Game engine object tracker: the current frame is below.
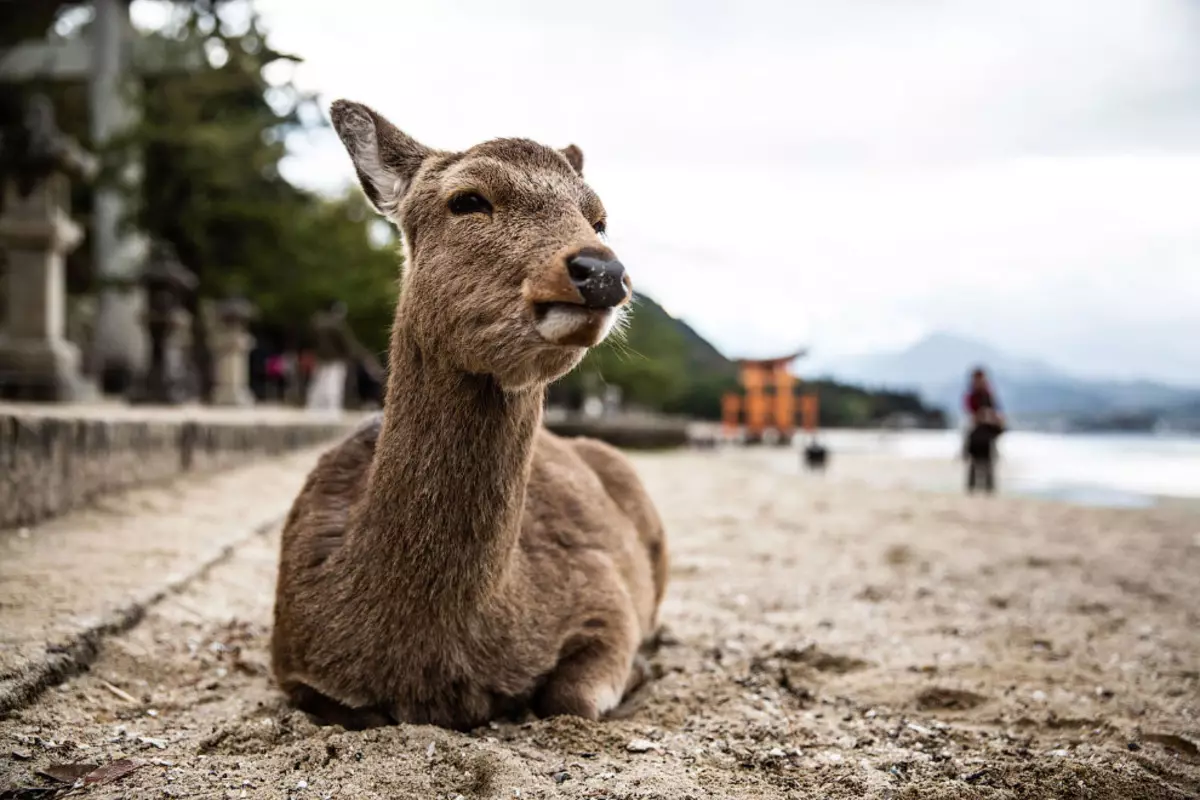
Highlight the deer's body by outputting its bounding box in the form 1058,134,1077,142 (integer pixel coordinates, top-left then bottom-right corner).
270,101,667,729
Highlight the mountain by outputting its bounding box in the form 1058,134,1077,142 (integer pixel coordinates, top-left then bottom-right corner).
550,295,946,426
807,332,1200,424
635,296,735,376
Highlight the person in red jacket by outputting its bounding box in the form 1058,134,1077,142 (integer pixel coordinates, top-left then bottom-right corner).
963,367,1005,493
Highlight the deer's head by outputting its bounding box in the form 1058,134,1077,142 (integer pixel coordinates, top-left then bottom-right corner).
331,100,631,389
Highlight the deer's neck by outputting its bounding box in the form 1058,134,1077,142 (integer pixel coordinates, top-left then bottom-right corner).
349,324,542,610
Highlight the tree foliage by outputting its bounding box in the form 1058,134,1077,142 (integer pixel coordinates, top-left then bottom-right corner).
2,0,398,359
127,3,397,356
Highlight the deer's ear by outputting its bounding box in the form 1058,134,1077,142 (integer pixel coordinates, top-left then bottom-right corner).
560,144,584,176
330,99,432,216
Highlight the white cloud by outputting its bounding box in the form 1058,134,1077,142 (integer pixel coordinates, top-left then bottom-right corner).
245,0,1200,383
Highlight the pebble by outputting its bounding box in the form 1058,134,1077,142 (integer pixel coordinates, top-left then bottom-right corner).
626,738,660,753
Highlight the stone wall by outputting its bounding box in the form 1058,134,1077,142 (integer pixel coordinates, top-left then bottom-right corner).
0,410,348,530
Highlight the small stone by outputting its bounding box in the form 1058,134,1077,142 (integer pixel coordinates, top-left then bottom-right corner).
552,772,571,784
11,748,32,760
627,738,659,753
1031,690,1047,702
296,778,308,789
426,742,436,757
768,747,786,758
1127,742,1141,751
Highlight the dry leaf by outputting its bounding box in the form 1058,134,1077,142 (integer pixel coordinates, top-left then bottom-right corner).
36,763,97,783
84,759,146,786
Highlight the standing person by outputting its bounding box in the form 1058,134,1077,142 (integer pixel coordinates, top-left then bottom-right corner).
306,301,355,414
963,367,1005,494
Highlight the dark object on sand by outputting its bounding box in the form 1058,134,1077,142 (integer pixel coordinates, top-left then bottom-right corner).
803,441,828,471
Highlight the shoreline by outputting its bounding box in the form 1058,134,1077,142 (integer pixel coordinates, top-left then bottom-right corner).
748,430,1200,512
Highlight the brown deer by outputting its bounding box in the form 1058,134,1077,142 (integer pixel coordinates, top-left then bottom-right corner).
270,100,669,730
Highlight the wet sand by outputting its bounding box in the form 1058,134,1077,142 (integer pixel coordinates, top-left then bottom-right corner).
2,447,1198,798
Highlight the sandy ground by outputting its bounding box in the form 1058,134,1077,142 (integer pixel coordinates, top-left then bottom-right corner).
0,447,330,714
2,446,1199,799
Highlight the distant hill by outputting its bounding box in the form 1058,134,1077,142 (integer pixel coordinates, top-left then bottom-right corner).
647,298,734,376
551,295,946,426
808,332,1200,424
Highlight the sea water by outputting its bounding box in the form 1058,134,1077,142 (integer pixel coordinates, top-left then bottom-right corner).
805,429,1200,509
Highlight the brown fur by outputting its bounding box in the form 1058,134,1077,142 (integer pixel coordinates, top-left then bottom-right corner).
270,100,668,730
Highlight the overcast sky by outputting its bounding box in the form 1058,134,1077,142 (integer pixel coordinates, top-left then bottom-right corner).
139,0,1200,384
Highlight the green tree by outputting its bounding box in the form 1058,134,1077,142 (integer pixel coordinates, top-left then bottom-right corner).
128,4,398,359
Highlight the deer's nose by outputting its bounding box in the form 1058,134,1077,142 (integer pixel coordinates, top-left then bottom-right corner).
566,250,628,308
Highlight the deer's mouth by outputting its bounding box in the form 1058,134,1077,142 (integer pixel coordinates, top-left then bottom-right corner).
533,302,619,347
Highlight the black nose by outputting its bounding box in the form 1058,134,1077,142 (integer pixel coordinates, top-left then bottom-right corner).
566,252,628,309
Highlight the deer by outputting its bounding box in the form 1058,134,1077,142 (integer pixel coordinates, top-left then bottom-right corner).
270,100,669,731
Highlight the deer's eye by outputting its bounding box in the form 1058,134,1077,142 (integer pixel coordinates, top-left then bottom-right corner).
592,219,607,235
448,191,492,215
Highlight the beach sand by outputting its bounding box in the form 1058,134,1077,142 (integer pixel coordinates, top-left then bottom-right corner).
2,446,1198,798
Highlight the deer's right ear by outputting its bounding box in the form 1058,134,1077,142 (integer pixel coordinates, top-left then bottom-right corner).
330,99,432,216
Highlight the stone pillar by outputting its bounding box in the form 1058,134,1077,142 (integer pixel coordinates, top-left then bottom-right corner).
166,306,195,399
0,175,96,401
210,298,256,407
128,242,196,405
87,0,150,393
602,384,623,417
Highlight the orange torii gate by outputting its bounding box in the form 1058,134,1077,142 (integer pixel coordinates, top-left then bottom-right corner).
721,350,818,443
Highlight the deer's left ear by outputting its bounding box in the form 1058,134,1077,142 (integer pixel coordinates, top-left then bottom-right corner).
560,144,584,176
330,99,433,217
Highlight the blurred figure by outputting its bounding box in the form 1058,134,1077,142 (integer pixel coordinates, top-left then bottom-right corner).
306,301,355,414
963,367,1005,493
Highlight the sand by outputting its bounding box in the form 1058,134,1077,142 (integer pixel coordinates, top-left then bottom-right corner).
2,446,1198,799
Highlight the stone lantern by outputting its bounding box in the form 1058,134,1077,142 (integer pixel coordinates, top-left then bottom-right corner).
210,296,257,407
129,241,196,404
0,93,99,401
